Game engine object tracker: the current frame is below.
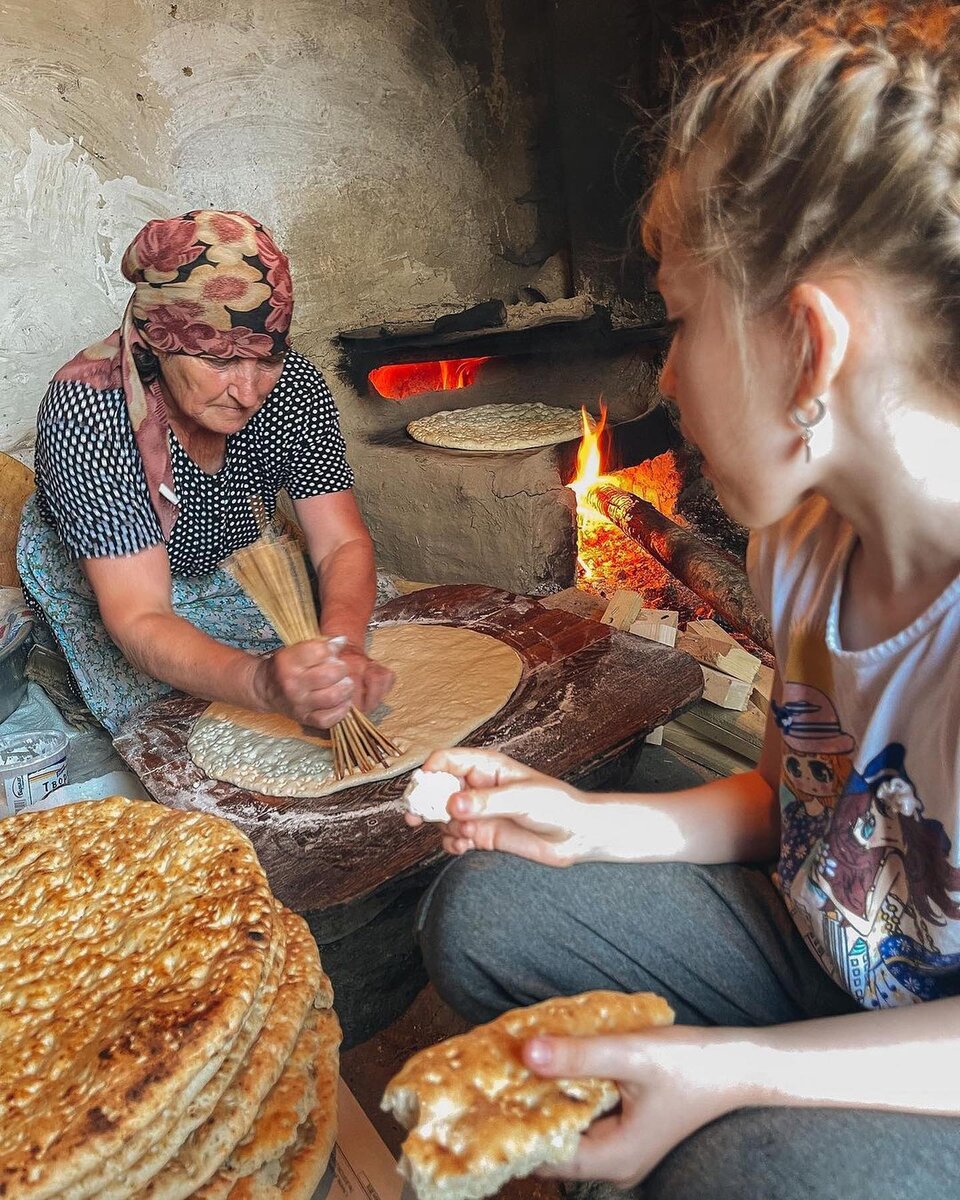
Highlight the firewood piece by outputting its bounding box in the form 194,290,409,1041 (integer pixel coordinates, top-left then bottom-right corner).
600,590,645,631
751,664,775,716
644,726,665,746
588,485,773,651
699,665,751,711
539,588,607,623
675,700,765,762
675,630,760,684
687,618,738,646
629,609,679,647
645,608,679,628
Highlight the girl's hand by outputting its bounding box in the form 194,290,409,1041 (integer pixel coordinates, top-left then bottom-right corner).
404,747,602,867
524,1027,749,1187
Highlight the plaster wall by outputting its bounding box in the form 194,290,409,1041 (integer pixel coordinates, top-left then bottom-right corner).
0,0,546,459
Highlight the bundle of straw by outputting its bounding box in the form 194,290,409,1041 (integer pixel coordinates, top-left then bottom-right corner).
226,515,401,781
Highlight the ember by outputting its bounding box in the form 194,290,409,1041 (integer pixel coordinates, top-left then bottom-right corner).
368,357,492,400
568,405,711,618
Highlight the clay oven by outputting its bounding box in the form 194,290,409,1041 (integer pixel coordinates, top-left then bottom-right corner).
330,1,753,597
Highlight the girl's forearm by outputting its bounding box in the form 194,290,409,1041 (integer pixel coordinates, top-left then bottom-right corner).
586,769,780,864
726,996,960,1116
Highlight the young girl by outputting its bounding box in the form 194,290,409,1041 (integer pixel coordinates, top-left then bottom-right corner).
408,4,960,1196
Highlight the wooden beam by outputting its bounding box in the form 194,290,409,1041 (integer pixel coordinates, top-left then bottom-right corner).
662,722,754,776
588,484,773,651
675,700,765,762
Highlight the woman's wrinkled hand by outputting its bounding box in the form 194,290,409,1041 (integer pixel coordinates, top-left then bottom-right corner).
524,1026,750,1187
335,644,395,713
253,639,356,729
403,747,604,867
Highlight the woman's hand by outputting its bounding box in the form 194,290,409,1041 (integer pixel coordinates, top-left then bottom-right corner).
252,639,356,728
404,747,605,867
335,644,395,713
524,1026,749,1187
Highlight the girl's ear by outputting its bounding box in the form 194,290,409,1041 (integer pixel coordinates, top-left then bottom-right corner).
787,281,851,413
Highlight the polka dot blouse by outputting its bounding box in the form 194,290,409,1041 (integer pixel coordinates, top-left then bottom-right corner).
34,350,355,577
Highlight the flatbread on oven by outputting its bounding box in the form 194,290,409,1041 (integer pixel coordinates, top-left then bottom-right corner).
407,402,590,452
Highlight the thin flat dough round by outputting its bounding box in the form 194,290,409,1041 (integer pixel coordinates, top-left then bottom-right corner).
188,624,523,798
406,402,589,451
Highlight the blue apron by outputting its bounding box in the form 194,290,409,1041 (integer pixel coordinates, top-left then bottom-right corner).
16,495,282,735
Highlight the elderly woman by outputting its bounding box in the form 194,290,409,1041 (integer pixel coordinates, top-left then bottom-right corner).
17,209,393,735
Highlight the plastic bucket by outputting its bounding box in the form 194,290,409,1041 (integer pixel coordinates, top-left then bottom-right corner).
0,731,68,818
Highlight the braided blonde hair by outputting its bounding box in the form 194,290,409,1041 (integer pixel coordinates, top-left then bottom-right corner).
644,2,960,383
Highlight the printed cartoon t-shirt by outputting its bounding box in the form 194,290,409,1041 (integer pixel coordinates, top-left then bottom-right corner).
748,495,960,1008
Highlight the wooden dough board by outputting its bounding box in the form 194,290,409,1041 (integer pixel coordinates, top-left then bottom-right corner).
114,585,703,911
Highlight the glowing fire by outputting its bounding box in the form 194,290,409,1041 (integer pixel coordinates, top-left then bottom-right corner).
369,357,492,401
567,404,701,612
569,403,610,504
568,403,613,582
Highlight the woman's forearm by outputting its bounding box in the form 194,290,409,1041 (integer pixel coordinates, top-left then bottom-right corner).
316,536,377,648
723,996,960,1116
117,611,265,709
586,769,780,864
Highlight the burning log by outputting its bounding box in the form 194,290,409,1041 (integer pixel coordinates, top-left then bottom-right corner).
586,483,773,652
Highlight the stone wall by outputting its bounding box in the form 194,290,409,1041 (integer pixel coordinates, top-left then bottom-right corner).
0,0,554,458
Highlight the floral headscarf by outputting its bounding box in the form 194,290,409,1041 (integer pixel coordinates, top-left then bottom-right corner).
54,210,294,539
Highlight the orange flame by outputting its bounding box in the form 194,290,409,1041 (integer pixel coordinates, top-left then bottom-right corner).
369,357,492,401
568,410,701,612
567,402,611,582
569,402,609,505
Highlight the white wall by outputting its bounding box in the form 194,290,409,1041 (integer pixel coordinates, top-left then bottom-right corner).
0,0,540,458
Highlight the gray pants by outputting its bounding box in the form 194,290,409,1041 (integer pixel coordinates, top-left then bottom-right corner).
417,852,960,1199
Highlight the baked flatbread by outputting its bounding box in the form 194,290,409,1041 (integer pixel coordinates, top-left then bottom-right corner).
407,403,589,452
192,984,336,1197
188,624,523,798
60,910,286,1200
217,1007,341,1200
0,798,276,1200
382,991,675,1200
98,907,322,1200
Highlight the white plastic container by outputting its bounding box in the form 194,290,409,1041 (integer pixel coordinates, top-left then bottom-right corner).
0,731,69,818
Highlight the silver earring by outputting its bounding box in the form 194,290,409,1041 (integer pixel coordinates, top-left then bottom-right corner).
791,396,827,463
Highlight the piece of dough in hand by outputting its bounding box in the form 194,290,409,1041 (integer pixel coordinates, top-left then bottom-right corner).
403,769,461,822
381,990,675,1200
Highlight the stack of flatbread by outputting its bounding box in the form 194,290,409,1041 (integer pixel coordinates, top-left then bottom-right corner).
0,796,340,1200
